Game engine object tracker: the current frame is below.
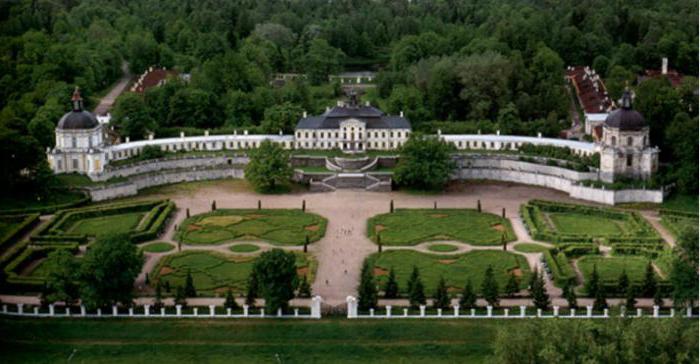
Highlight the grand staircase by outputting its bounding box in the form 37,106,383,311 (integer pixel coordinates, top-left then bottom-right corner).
309,156,391,192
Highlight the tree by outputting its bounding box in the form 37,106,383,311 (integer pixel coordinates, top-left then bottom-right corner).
153,281,164,311
394,133,456,191
78,234,142,309
593,286,608,311
670,227,699,307
408,268,426,309
261,102,303,134
653,287,664,307
617,270,629,295
224,288,240,310
174,286,187,307
184,269,197,297
529,270,550,311
585,264,600,297
357,259,378,310
245,271,258,307
504,272,519,297
640,261,657,297
252,249,297,313
42,249,79,305
303,38,344,85
563,281,578,309
433,276,450,309
481,265,499,307
112,92,156,139
244,140,292,192
297,275,312,298
459,279,477,309
625,284,637,311
384,267,399,299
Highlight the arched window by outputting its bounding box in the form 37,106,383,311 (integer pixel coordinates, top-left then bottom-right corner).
610,136,616,146
627,136,633,146
626,155,633,167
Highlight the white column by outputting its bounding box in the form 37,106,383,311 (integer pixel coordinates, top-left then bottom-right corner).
470,308,476,317
570,308,576,317
227,308,232,317
670,308,675,317
294,308,299,317
311,296,323,319
33,307,39,315
687,306,693,317
49,304,54,316
176,305,182,317
487,306,493,317
437,308,442,317
536,308,542,317
620,307,625,317
17,304,23,315
193,308,198,316
259,308,265,317
586,306,592,317
112,306,118,316
453,305,459,317
277,308,283,317
504,308,509,317
369,308,374,317
243,305,249,317
209,305,215,317
653,305,659,318
553,306,559,317
2,305,7,314
603,308,608,317
97,308,102,317
637,308,643,317
403,308,408,317
65,307,70,316
419,305,426,317
81,305,86,317
144,305,150,317
520,305,526,317
386,306,392,317
161,308,165,316
128,308,134,317
345,296,357,318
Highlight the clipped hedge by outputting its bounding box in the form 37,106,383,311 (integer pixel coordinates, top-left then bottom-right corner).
4,244,79,287
0,213,40,251
543,249,577,287
32,200,175,244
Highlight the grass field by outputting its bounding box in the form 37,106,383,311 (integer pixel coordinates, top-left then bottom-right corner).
153,251,315,295
0,317,508,363
427,244,459,252
177,209,327,245
513,243,549,253
67,212,145,237
548,213,625,235
368,250,531,295
141,242,175,253
577,256,658,283
229,244,261,253
367,209,515,246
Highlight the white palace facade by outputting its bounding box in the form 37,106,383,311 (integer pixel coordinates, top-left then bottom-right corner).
47,89,657,185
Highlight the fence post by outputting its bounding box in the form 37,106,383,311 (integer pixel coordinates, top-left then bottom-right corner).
403,308,408,317
453,305,459,317
259,308,265,317
277,308,283,317
386,306,392,317
436,308,442,317
419,305,426,317
33,307,39,315
193,308,198,316
520,305,526,317
128,307,133,317
227,308,232,317
176,305,182,317
471,308,475,317
112,306,118,316
504,308,509,317
161,307,165,317
586,306,592,317
243,305,249,317
553,306,559,317
345,296,357,319
49,304,54,316
17,304,23,315
669,308,675,317
97,308,101,317
487,306,493,317
294,308,299,317
369,308,374,317
144,305,150,317
311,296,323,319
570,308,575,317
620,307,625,317
210,305,216,317
81,305,86,317
603,308,608,317
637,308,642,317
536,308,541,317
653,305,659,318
687,306,693,317
64,307,70,316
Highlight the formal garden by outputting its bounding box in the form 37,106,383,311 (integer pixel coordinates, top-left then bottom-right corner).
659,209,699,238
175,209,327,245
367,208,515,246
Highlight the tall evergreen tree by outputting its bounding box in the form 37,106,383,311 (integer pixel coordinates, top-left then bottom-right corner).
407,266,420,294
563,281,578,309
184,269,197,297
153,281,163,310
481,265,499,307
641,262,657,297
408,267,426,308
625,284,637,311
433,276,450,309
460,279,477,309
530,270,550,310
653,287,664,307
585,264,600,297
297,275,312,298
617,270,629,296
384,267,399,299
357,260,378,310
174,286,187,307
245,271,258,307
593,286,607,311
224,288,240,310
504,272,519,297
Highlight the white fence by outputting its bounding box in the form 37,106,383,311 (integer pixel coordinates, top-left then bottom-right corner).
345,297,695,319
0,296,322,319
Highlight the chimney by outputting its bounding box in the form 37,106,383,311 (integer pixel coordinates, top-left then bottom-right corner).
302,111,307,118
662,57,668,75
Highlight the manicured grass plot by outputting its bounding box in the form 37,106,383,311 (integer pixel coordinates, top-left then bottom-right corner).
229,244,260,253
153,251,315,295
367,209,515,246
177,209,327,245
548,213,625,235
141,242,175,253
427,244,459,252
368,250,531,295
513,243,549,253
577,255,659,283
66,212,145,237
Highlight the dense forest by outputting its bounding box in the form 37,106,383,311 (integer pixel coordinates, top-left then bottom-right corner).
0,0,698,198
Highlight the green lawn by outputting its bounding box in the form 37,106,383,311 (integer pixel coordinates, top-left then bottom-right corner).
577,255,658,283
67,212,145,237
367,209,515,246
141,242,175,253
153,251,315,296
229,244,261,253
0,317,509,363
176,209,327,245
548,213,625,235
427,244,459,252
513,243,549,253
662,193,699,213
368,250,531,295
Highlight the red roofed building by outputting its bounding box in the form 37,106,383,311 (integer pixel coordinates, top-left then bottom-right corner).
566,66,613,136
130,67,180,93
639,58,684,88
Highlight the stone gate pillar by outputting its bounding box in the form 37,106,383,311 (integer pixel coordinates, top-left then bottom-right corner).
346,296,358,318
311,296,323,319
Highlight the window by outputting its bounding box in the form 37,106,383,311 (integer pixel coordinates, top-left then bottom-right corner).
627,155,633,167
71,137,77,148
57,160,62,171
72,159,78,170
611,136,616,146
627,136,633,146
